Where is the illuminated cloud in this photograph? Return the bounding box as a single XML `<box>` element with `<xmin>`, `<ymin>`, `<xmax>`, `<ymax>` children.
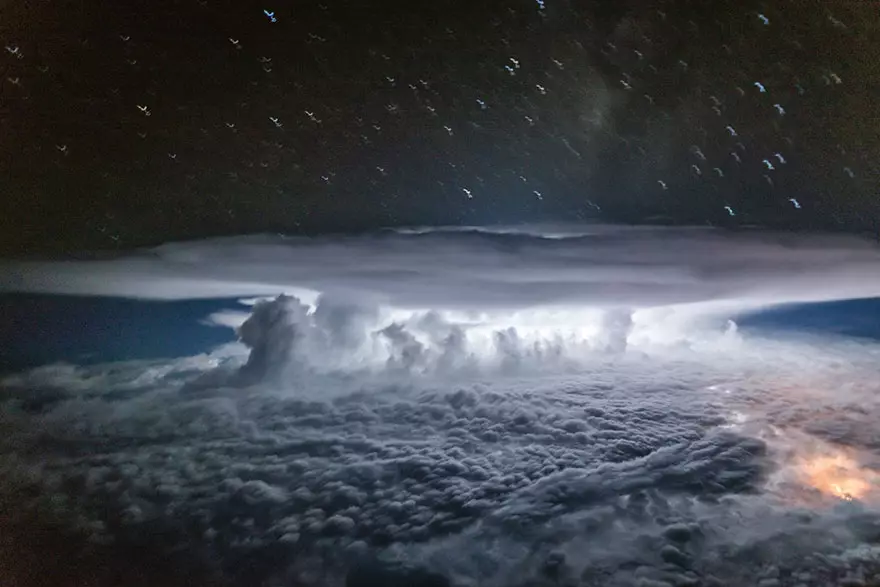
<box><xmin>2</xmin><ymin>227</ymin><xmax>880</xmax><ymax>586</ymax></box>
<box><xmin>2</xmin><ymin>328</ymin><xmax>880</xmax><ymax>586</ymax></box>
<box><xmin>3</xmin><ymin>226</ymin><xmax>880</xmax><ymax>315</ymax></box>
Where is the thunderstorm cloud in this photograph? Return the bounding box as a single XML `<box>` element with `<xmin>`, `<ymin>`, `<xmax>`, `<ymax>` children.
<box><xmin>1</xmin><ymin>226</ymin><xmax>880</xmax><ymax>586</ymax></box>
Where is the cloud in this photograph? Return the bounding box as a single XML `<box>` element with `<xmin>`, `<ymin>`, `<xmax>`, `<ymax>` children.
<box><xmin>2</xmin><ymin>226</ymin><xmax>880</xmax><ymax>585</ymax></box>
<box><xmin>210</xmin><ymin>292</ymin><xmax>597</xmax><ymax>383</ymax></box>
<box><xmin>3</xmin><ymin>226</ymin><xmax>880</xmax><ymax>316</ymax></box>
<box><xmin>2</xmin><ymin>323</ymin><xmax>880</xmax><ymax>585</ymax></box>
<box><xmin>9</xmin><ymin>225</ymin><xmax>880</xmax><ymax>387</ymax></box>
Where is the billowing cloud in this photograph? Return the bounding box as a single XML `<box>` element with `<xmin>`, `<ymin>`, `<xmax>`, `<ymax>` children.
<box><xmin>2</xmin><ymin>322</ymin><xmax>880</xmax><ymax>585</ymax></box>
<box><xmin>2</xmin><ymin>226</ymin><xmax>880</xmax><ymax>586</ymax></box>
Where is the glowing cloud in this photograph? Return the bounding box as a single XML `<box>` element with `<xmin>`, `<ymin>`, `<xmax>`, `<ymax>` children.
<box><xmin>798</xmin><ymin>451</ymin><xmax>878</xmax><ymax>502</ymax></box>
<box><xmin>2</xmin><ymin>226</ymin><xmax>880</xmax><ymax>318</ymax></box>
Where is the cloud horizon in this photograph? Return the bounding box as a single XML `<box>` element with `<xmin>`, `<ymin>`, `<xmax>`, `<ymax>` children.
<box><xmin>2</xmin><ymin>225</ymin><xmax>880</xmax><ymax>586</ymax></box>
<box><xmin>3</xmin><ymin>226</ymin><xmax>880</xmax><ymax>316</ymax></box>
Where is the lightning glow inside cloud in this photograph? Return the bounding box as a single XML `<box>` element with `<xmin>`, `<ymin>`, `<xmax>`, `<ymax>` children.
<box><xmin>2</xmin><ymin>225</ymin><xmax>880</xmax><ymax>586</ymax></box>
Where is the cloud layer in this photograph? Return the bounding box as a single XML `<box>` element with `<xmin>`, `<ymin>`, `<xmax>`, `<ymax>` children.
<box><xmin>2</xmin><ymin>324</ymin><xmax>880</xmax><ymax>586</ymax></box>
<box><xmin>2</xmin><ymin>227</ymin><xmax>880</xmax><ymax>586</ymax></box>
<box><xmin>4</xmin><ymin>226</ymin><xmax>880</xmax><ymax>315</ymax></box>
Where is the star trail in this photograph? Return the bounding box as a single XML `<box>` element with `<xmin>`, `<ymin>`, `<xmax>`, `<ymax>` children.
<box><xmin>0</xmin><ymin>0</ymin><xmax>877</xmax><ymax>254</ymax></box>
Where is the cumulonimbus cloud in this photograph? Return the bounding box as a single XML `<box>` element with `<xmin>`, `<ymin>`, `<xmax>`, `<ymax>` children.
<box><xmin>219</xmin><ymin>293</ymin><xmax>633</xmax><ymax>384</ymax></box>
<box><xmin>3</xmin><ymin>225</ymin><xmax>880</xmax><ymax>313</ymax></box>
<box><xmin>3</xmin><ymin>225</ymin><xmax>880</xmax><ymax>586</ymax></box>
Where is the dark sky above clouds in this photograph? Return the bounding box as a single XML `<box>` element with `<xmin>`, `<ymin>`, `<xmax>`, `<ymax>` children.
<box><xmin>1</xmin><ymin>0</ymin><xmax>878</xmax><ymax>255</ymax></box>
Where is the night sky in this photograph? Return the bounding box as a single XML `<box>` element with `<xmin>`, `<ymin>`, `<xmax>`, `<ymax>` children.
<box><xmin>1</xmin><ymin>0</ymin><xmax>878</xmax><ymax>255</ymax></box>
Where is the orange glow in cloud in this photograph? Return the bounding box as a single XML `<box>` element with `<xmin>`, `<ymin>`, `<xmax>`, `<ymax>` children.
<box><xmin>797</xmin><ymin>451</ymin><xmax>878</xmax><ymax>502</ymax></box>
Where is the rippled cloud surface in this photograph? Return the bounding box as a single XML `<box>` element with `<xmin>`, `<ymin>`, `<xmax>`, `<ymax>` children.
<box><xmin>2</xmin><ymin>227</ymin><xmax>880</xmax><ymax>587</ymax></box>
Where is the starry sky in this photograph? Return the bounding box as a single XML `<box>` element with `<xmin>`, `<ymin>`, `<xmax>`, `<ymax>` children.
<box><xmin>1</xmin><ymin>0</ymin><xmax>877</xmax><ymax>255</ymax></box>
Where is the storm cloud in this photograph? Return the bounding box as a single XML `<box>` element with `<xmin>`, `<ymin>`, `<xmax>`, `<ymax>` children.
<box><xmin>1</xmin><ymin>226</ymin><xmax>880</xmax><ymax>586</ymax></box>
<box><xmin>4</xmin><ymin>226</ymin><xmax>880</xmax><ymax>314</ymax></box>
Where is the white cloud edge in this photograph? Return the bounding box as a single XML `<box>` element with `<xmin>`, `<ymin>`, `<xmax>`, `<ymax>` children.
<box><xmin>1</xmin><ymin>226</ymin><xmax>879</xmax><ymax>317</ymax></box>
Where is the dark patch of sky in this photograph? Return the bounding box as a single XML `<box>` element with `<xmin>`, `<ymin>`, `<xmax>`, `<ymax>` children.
<box><xmin>1</xmin><ymin>0</ymin><xmax>877</xmax><ymax>254</ymax></box>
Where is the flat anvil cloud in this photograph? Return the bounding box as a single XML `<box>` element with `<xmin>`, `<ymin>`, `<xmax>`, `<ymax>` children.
<box><xmin>3</xmin><ymin>226</ymin><xmax>880</xmax><ymax>314</ymax></box>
